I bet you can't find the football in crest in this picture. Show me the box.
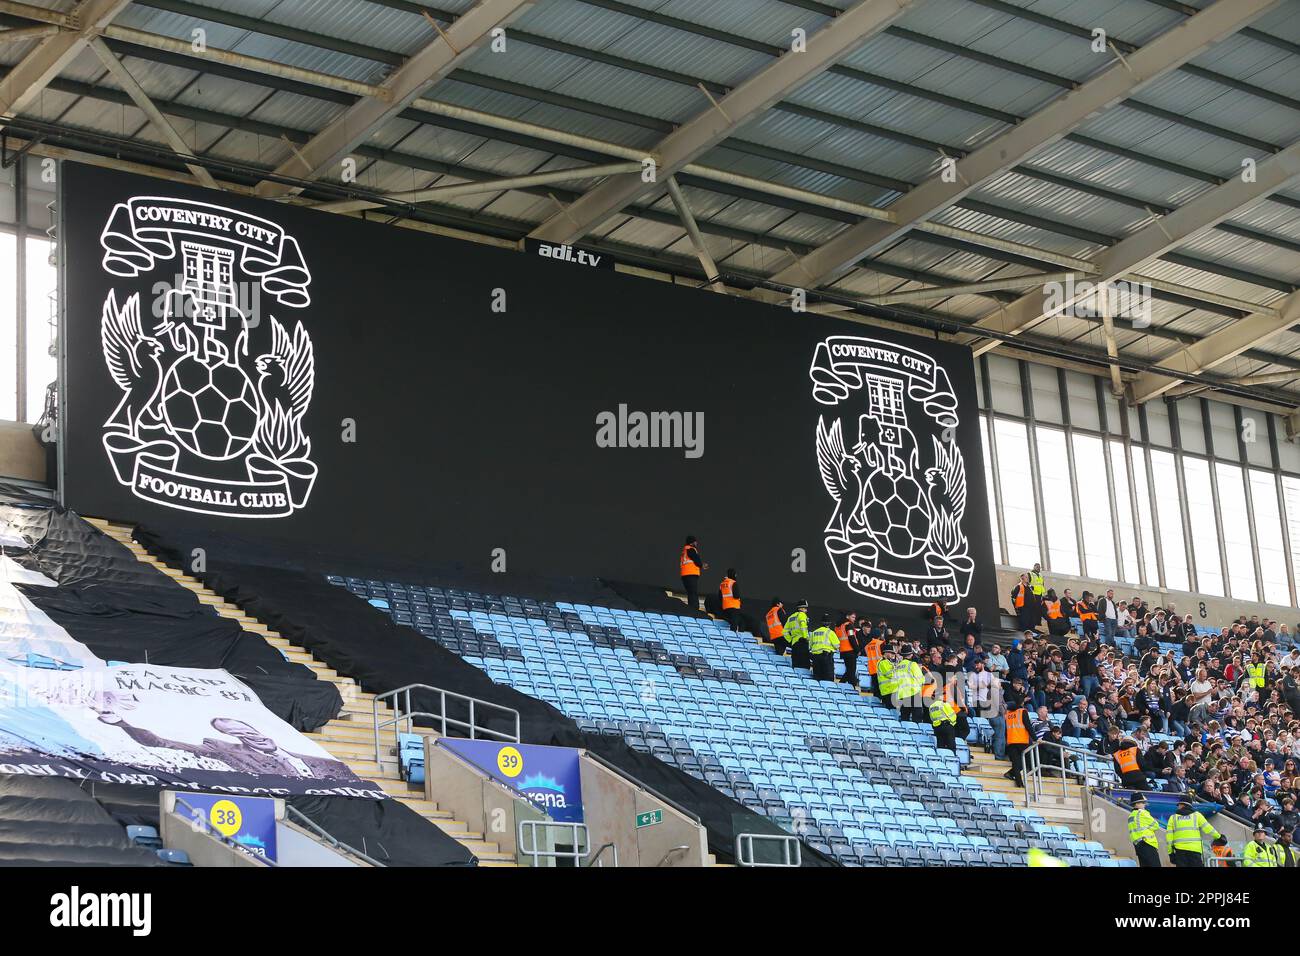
[160,354,260,460]
[859,467,930,559]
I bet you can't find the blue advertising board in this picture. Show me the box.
[176,792,278,861]
[441,739,584,823]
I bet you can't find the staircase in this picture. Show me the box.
[962,749,1106,854]
[84,518,516,867]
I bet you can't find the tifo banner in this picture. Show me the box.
[441,739,584,823]
[63,163,998,619]
[174,791,279,861]
[0,661,385,798]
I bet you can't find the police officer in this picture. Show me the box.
[929,694,958,752]
[1127,795,1161,868]
[876,644,899,709]
[765,598,787,655]
[1243,826,1275,867]
[898,652,926,723]
[809,613,838,682]
[786,600,810,670]
[1166,798,1220,867]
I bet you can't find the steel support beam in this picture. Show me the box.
[0,0,134,117]
[255,0,534,199]
[313,161,641,213]
[767,0,1281,291]
[0,24,58,43]
[963,137,1300,354]
[87,37,217,188]
[527,0,917,244]
[665,175,724,293]
[1131,291,1300,403]
[862,271,1076,305]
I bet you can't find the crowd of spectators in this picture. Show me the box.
[992,571,1300,842]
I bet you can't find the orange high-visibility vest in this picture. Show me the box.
[865,639,884,675]
[1115,747,1140,775]
[1006,709,1030,744]
[836,623,853,653]
[1013,585,1026,609]
[1079,604,1098,622]
[680,545,700,576]
[1046,600,1062,620]
[766,606,784,640]
[720,577,739,610]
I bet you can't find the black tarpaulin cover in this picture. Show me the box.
[135,526,833,866]
[0,776,164,866]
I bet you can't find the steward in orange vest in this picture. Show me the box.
[1005,706,1030,786]
[679,536,705,613]
[719,568,741,633]
[1077,591,1099,637]
[1114,740,1147,790]
[836,612,862,688]
[765,599,787,655]
[1044,589,1069,637]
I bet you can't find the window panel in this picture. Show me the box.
[1242,411,1271,467]
[1063,371,1100,431]
[1145,401,1172,447]
[1073,433,1116,580]
[1148,449,1188,591]
[1206,402,1239,461]
[987,355,1024,417]
[980,418,1001,563]
[1102,391,1122,438]
[0,164,14,224]
[1035,426,1079,575]
[24,155,55,234]
[1182,457,1223,596]
[1280,432,1300,474]
[1281,477,1300,606]
[0,231,16,421]
[24,236,57,424]
[1028,363,1062,424]
[1214,463,1257,601]
[1109,441,1142,585]
[994,418,1039,567]
[1176,400,1206,455]
[1249,469,1290,607]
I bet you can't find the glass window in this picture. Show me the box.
[1176,400,1206,455]
[1281,476,1300,607]
[1028,363,1062,424]
[1280,432,1300,474]
[0,163,14,224]
[1109,441,1141,585]
[1073,433,1116,580]
[975,361,987,411]
[1149,449,1189,591]
[1101,390,1123,438]
[0,231,16,421]
[1214,463,1257,601]
[980,418,1001,563]
[1063,371,1100,430]
[1129,445,1161,587]
[1249,469,1290,606]
[1145,401,1172,447]
[1182,457,1223,596]
[1205,401,1239,461]
[994,418,1039,567]
[24,236,57,424]
[1241,410,1272,467]
[1035,426,1079,575]
[987,355,1024,417]
[24,155,55,234]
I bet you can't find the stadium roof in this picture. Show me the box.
[3,0,1300,415]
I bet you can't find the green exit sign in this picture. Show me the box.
[635,809,663,829]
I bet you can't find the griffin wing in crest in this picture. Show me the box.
[272,317,314,416]
[100,292,147,391]
[817,416,848,502]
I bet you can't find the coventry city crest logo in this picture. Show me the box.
[97,196,316,518]
[810,336,973,606]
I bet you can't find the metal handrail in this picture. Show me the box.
[586,843,619,868]
[584,749,702,824]
[517,820,590,867]
[285,805,386,867]
[655,844,690,867]
[172,795,276,866]
[1023,738,1108,840]
[373,683,521,762]
[735,832,802,867]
